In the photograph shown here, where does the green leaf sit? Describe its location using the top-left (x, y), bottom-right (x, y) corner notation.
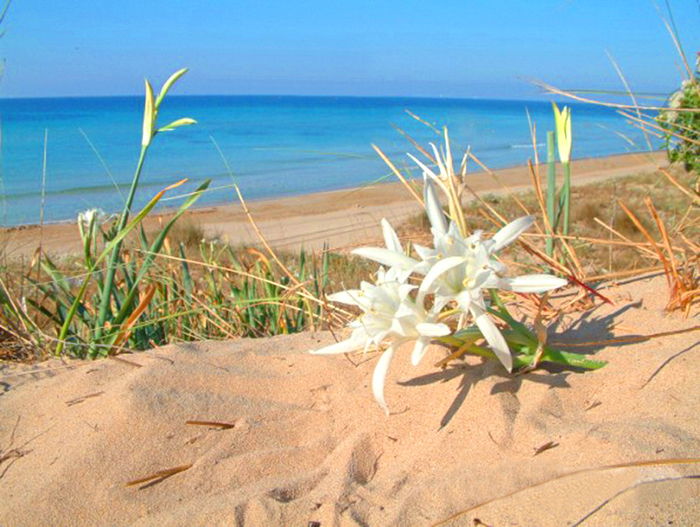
top-left (142, 79), bottom-right (155, 147)
top-left (155, 68), bottom-right (188, 110)
top-left (56, 181), bottom-right (178, 356)
top-left (107, 179), bottom-right (211, 335)
top-left (158, 117), bottom-right (197, 133)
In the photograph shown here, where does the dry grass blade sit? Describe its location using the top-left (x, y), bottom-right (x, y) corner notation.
top-left (660, 168), bottom-right (700, 205)
top-left (533, 440), bottom-right (558, 456)
top-left (405, 109), bottom-right (442, 135)
top-left (125, 463), bottom-right (193, 487)
top-left (372, 144), bottom-right (424, 206)
top-left (111, 284), bottom-right (157, 352)
top-left (552, 325), bottom-right (700, 348)
top-left (592, 217), bottom-right (657, 259)
top-left (606, 51), bottom-right (653, 151)
top-left (619, 109), bottom-right (700, 147)
top-left (390, 123), bottom-right (436, 163)
top-left (644, 197), bottom-right (680, 286)
top-left (468, 152), bottom-right (532, 217)
top-left (586, 266), bottom-right (663, 281)
top-left (617, 200), bottom-right (671, 285)
top-left (65, 391), bottom-right (105, 406)
top-left (531, 78), bottom-right (700, 113)
top-left (185, 420), bottom-right (235, 429)
top-left (108, 356), bottom-right (143, 368)
top-left (433, 457), bottom-right (700, 526)
top-left (234, 185), bottom-right (304, 289)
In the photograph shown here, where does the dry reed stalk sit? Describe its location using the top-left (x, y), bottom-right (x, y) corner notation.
top-left (372, 144), bottom-right (424, 206)
top-left (404, 109), bottom-right (442, 135)
top-left (607, 51), bottom-right (654, 151)
top-left (125, 463), bottom-right (193, 487)
top-left (531, 79), bottom-right (700, 113)
top-left (586, 266), bottom-right (663, 282)
top-left (619, 109), bottom-right (700, 146)
top-left (659, 168), bottom-right (700, 205)
top-left (469, 152), bottom-right (532, 217)
top-left (526, 159), bottom-right (554, 239)
top-left (390, 123), bottom-right (436, 163)
top-left (185, 420), bottom-right (235, 429)
top-left (615, 198), bottom-right (698, 313)
top-left (593, 218), bottom-right (658, 259)
top-left (553, 324), bottom-right (699, 348)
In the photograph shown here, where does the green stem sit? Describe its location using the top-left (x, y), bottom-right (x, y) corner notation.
top-left (546, 131), bottom-right (556, 257)
top-left (91, 145), bottom-right (149, 356)
top-left (436, 335), bottom-right (606, 371)
top-left (561, 160), bottom-right (571, 238)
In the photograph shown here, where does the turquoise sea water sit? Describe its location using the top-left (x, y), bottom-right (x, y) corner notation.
top-left (0, 95), bottom-right (651, 226)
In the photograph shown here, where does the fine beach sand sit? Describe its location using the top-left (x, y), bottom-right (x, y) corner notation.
top-left (1, 151), bottom-right (666, 258)
top-left (2, 148), bottom-right (699, 524)
top-left (1, 273), bottom-right (699, 525)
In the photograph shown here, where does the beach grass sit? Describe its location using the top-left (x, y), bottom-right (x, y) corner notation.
top-left (1, 60), bottom-right (699, 362)
top-left (399, 165), bottom-right (697, 279)
top-left (1, 146), bottom-right (697, 362)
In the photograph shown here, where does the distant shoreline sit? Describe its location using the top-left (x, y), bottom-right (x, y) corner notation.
top-left (1, 150), bottom-right (667, 259)
top-left (1, 149), bottom-right (665, 231)
top-left (0, 95), bottom-right (653, 227)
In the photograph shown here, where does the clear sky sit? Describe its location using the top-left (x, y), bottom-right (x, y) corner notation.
top-left (1, 0), bottom-right (698, 99)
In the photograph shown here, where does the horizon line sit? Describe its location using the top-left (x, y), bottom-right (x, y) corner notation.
top-left (0, 92), bottom-right (584, 104)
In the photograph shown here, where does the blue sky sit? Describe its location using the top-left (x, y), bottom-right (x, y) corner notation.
top-left (1, 0), bottom-right (698, 99)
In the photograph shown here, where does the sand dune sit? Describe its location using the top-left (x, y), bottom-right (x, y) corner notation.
top-left (2, 272), bottom-right (699, 525)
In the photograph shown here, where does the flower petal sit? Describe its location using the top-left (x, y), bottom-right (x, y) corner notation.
top-left (490, 216), bottom-right (534, 252)
top-left (411, 337), bottom-right (429, 366)
top-left (413, 243), bottom-right (435, 262)
top-left (430, 143), bottom-right (447, 177)
top-left (418, 256), bottom-right (466, 302)
top-left (416, 322), bottom-right (451, 337)
top-left (407, 153), bottom-right (439, 183)
top-left (373, 346), bottom-right (395, 415)
top-left (472, 307), bottom-right (512, 372)
top-left (498, 274), bottom-right (568, 293)
top-left (423, 179), bottom-right (447, 235)
top-left (381, 218), bottom-right (403, 253)
top-left (352, 247), bottom-right (419, 271)
top-left (311, 336), bottom-right (366, 355)
top-left (327, 289), bottom-right (364, 306)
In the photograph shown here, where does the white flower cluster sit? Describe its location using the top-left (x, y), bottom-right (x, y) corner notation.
top-left (77, 208), bottom-right (109, 230)
top-left (312, 159), bottom-right (567, 415)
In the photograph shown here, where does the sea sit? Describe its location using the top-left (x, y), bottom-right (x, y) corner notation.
top-left (0, 95), bottom-right (653, 227)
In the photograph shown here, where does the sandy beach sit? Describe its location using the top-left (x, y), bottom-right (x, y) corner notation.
top-left (4, 1), bottom-right (699, 524)
top-left (1, 151), bottom-right (666, 259)
top-left (1, 272), bottom-right (699, 525)
top-left (3, 148), bottom-right (698, 524)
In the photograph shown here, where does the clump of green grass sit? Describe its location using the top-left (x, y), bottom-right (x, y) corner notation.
top-left (0, 223), bottom-right (368, 360)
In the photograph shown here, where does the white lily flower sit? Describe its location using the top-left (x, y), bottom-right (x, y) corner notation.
top-left (77, 208), bottom-right (108, 229)
top-left (352, 179), bottom-right (567, 372)
top-left (416, 180), bottom-right (567, 370)
top-left (353, 218), bottom-right (428, 278)
top-left (312, 266), bottom-right (450, 414)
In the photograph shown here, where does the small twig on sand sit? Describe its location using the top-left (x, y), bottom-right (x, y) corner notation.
top-left (125, 463), bottom-right (193, 488)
